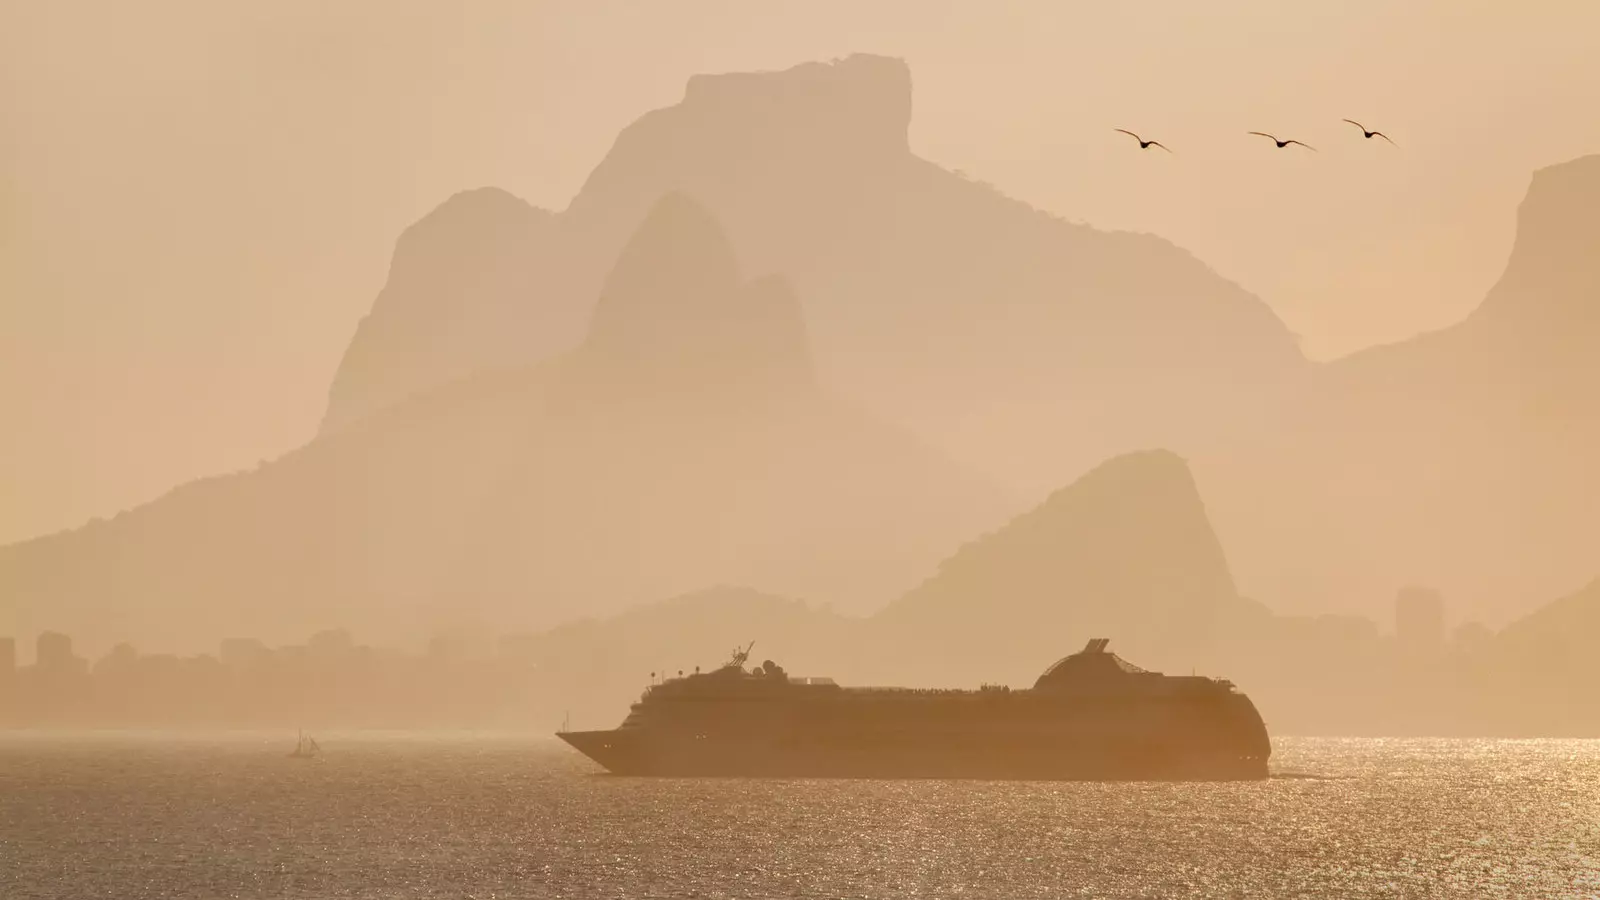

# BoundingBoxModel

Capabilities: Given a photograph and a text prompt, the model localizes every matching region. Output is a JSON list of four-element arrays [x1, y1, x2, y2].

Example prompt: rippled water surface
[[3, 736, 1598, 898]]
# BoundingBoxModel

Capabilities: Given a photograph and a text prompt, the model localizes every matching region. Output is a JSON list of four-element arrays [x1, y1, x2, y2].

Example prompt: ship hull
[[557, 728, 1267, 781]]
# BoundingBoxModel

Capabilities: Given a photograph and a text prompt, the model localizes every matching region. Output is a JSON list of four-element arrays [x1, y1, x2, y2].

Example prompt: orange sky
[[3, 0, 1598, 545]]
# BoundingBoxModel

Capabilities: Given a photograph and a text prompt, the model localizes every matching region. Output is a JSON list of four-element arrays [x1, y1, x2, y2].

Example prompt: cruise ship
[[557, 639, 1270, 780]]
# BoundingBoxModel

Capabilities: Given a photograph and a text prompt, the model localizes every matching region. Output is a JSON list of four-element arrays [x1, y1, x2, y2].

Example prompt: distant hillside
[[870, 450, 1267, 687], [313, 58, 1599, 627], [1201, 155, 1600, 621], [0, 196, 1005, 651], [509, 450, 1263, 724], [13, 53, 1593, 654], [1493, 578, 1600, 663], [508, 449, 1600, 736], [1460, 578, 1600, 735], [322, 55, 1308, 499]]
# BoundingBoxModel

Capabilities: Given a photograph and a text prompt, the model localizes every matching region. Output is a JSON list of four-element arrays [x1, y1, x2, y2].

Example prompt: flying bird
[[1114, 129, 1172, 152], [1248, 132, 1316, 151], [1342, 119, 1396, 145]]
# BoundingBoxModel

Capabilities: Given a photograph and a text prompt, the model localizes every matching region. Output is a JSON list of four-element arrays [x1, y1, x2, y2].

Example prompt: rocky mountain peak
[[680, 53, 912, 157], [581, 193, 813, 394], [867, 448, 1248, 684], [883, 450, 1239, 623], [562, 55, 914, 247], [585, 191, 742, 358], [321, 188, 552, 432], [1471, 154, 1600, 333]]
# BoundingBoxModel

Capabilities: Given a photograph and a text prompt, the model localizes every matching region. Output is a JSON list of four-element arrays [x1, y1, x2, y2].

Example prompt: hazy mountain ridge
[[1469, 154, 1600, 336], [1201, 154, 1600, 622], [311, 59, 1598, 626], [563, 56, 1312, 495], [6, 54, 1596, 697], [579, 192, 813, 396], [1, 195, 1007, 651], [322, 188, 558, 433], [7, 430, 1594, 736], [869, 450, 1260, 685], [1493, 577, 1600, 659], [1447, 578, 1600, 735], [503, 449, 1258, 724], [321, 55, 1309, 496], [511, 452, 1600, 736], [1316, 155, 1599, 383]]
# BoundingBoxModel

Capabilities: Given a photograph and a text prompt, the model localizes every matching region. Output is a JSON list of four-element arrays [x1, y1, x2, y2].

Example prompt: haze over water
[[2, 736, 1596, 899]]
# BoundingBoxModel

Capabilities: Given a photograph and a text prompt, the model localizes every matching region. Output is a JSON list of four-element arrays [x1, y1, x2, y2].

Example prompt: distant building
[[36, 631, 85, 673], [93, 643, 140, 677], [1394, 586, 1445, 650], [31, 630, 88, 689]]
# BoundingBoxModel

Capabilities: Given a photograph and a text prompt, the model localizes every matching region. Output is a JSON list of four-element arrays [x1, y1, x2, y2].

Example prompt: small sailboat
[[288, 728, 322, 759]]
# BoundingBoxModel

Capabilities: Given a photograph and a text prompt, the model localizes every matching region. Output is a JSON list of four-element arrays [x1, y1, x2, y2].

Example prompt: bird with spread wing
[[1114, 129, 1172, 152], [1248, 132, 1317, 151], [1342, 119, 1397, 145]]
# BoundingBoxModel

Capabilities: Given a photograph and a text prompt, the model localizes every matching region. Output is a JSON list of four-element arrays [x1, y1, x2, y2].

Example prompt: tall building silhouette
[[35, 631, 87, 676]]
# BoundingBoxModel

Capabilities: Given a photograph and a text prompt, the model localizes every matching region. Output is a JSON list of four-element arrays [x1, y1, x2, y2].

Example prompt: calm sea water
[[2, 735, 1597, 899]]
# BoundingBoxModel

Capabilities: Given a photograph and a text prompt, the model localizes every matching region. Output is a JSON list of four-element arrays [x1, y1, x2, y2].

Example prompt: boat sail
[[288, 728, 322, 759]]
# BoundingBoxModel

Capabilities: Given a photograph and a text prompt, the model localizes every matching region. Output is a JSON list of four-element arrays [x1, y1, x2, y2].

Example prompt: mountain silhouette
[[1202, 155, 1600, 621], [310, 57, 1596, 629], [320, 55, 1308, 497], [10, 54, 1594, 664], [1458, 577, 1600, 735], [0, 196, 1006, 650], [499, 445, 1600, 735], [1489, 578, 1600, 673], [579, 192, 812, 396], [504, 450, 1266, 725], [867, 449, 1266, 687], [1472, 155, 1600, 336], [323, 188, 558, 433]]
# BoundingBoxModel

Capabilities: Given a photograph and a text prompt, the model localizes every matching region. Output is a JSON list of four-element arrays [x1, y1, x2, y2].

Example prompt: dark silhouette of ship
[[557, 639, 1270, 780]]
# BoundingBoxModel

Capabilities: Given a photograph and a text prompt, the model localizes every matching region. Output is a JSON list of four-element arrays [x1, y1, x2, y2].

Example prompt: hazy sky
[[3, 0, 1598, 544]]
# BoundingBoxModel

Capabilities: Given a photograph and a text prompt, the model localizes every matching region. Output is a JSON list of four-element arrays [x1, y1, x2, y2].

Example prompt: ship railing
[[847, 687, 983, 696]]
